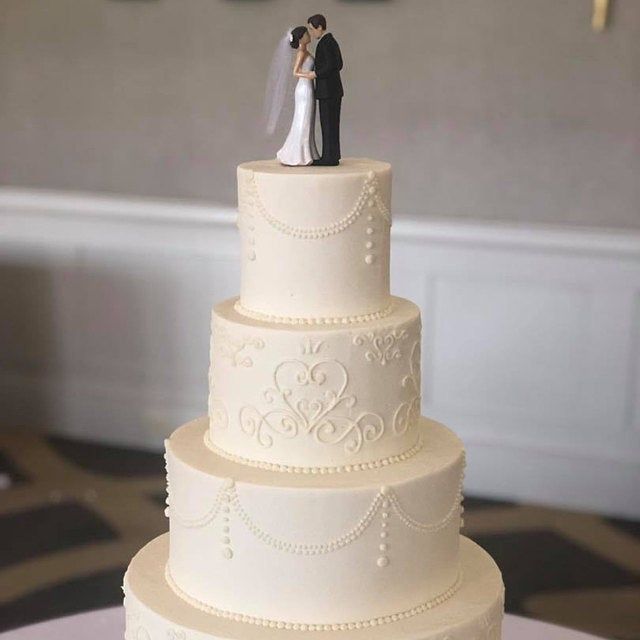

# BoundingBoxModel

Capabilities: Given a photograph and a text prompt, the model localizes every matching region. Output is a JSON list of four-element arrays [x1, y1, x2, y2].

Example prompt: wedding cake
[[123, 158, 505, 640]]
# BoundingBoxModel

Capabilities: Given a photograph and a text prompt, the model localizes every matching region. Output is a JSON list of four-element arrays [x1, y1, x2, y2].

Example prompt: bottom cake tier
[[124, 534, 504, 640]]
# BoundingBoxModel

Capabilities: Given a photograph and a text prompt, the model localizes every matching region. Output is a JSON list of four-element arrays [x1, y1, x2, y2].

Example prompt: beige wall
[[1, 0, 638, 228]]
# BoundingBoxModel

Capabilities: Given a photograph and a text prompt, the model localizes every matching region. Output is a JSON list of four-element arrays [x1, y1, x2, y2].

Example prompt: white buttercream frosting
[[166, 417, 465, 626], [208, 297, 422, 471], [237, 159, 392, 321], [123, 157, 505, 639], [124, 535, 504, 638]]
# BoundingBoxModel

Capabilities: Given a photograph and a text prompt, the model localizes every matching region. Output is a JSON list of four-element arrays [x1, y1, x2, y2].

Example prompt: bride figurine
[[264, 26, 320, 166]]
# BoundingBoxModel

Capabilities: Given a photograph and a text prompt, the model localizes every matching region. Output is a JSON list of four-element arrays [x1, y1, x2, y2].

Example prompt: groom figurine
[[307, 14, 343, 166]]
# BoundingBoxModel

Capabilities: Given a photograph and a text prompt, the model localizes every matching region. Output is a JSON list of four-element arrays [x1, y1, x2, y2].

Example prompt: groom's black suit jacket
[[314, 33, 344, 100]]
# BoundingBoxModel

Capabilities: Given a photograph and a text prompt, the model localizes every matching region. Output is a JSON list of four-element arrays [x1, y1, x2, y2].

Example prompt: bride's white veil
[[263, 29, 295, 135]]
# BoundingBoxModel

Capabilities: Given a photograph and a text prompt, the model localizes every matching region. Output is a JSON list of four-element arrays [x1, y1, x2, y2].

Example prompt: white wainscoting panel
[[1, 188, 639, 517]]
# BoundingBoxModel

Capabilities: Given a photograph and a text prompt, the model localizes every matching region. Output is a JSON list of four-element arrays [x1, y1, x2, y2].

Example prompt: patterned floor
[[0, 429, 638, 638]]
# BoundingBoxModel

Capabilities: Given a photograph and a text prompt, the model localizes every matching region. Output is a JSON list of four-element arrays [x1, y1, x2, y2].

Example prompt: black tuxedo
[[314, 33, 343, 164]]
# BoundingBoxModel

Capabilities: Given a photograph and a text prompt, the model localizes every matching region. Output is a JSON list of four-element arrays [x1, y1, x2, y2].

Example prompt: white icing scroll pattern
[[244, 170, 390, 240], [238, 358, 385, 455], [353, 328, 408, 365], [393, 341, 421, 435], [209, 399, 229, 432], [204, 430, 424, 474], [213, 324, 264, 368]]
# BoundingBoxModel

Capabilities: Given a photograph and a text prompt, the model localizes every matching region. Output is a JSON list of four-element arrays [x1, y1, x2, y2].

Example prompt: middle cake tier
[[166, 416, 465, 627], [208, 296, 422, 472]]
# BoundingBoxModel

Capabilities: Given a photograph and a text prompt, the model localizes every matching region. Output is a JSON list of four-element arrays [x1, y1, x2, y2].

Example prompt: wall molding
[[0, 187, 235, 226], [1, 187, 639, 518], [3, 187, 640, 254]]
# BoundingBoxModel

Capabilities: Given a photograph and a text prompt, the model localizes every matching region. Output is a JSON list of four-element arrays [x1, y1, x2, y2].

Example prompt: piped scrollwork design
[[239, 358, 384, 455], [353, 328, 408, 365], [213, 324, 264, 368], [392, 341, 421, 435], [209, 399, 229, 432]]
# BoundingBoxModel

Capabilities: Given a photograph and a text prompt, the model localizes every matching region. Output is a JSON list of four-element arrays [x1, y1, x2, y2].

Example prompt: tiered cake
[[123, 159, 504, 640]]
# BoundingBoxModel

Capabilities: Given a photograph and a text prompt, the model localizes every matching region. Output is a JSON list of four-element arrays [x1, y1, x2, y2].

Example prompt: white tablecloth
[[0, 607, 605, 639]]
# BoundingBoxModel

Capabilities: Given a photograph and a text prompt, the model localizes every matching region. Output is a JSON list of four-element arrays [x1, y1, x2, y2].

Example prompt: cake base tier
[[124, 535, 504, 640]]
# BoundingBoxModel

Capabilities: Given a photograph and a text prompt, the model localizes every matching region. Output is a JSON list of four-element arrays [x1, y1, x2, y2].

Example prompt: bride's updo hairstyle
[[289, 26, 308, 49]]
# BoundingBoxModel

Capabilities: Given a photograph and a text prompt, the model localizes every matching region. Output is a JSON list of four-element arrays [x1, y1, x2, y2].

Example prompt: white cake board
[[0, 609, 604, 640]]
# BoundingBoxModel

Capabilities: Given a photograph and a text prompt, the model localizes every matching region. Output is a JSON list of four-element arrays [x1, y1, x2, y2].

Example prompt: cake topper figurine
[[308, 14, 344, 166], [264, 14, 343, 166]]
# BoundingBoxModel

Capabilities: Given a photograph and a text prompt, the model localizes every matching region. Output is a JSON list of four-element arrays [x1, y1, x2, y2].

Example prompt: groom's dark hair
[[307, 14, 327, 30]]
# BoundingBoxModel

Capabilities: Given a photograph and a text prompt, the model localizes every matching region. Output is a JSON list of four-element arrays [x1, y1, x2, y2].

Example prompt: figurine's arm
[[314, 38, 343, 79], [334, 40, 343, 72], [293, 52, 315, 79]]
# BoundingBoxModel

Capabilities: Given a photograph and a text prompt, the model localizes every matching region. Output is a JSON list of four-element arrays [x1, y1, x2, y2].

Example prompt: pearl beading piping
[[233, 300, 395, 326], [387, 474, 464, 533], [231, 487, 383, 555], [245, 170, 391, 241], [164, 563, 462, 631], [168, 468, 464, 554], [168, 483, 225, 528], [228, 483, 462, 554], [203, 429, 424, 474]]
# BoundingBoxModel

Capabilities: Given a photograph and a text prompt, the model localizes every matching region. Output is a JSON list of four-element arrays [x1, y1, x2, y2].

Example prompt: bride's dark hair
[[289, 26, 308, 49]]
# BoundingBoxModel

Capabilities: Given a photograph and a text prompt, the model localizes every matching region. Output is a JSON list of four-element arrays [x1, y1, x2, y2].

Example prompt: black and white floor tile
[[0, 430, 638, 638]]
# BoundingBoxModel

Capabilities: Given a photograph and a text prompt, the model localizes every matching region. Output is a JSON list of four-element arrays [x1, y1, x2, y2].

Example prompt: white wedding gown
[[277, 55, 320, 166]]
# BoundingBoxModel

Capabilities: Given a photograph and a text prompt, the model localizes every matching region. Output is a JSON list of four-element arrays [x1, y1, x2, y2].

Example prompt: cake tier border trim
[[233, 300, 395, 326], [164, 563, 462, 631], [203, 429, 425, 474]]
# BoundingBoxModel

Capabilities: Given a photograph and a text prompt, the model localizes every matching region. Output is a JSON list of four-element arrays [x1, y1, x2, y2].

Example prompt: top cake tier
[[237, 158, 392, 324]]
